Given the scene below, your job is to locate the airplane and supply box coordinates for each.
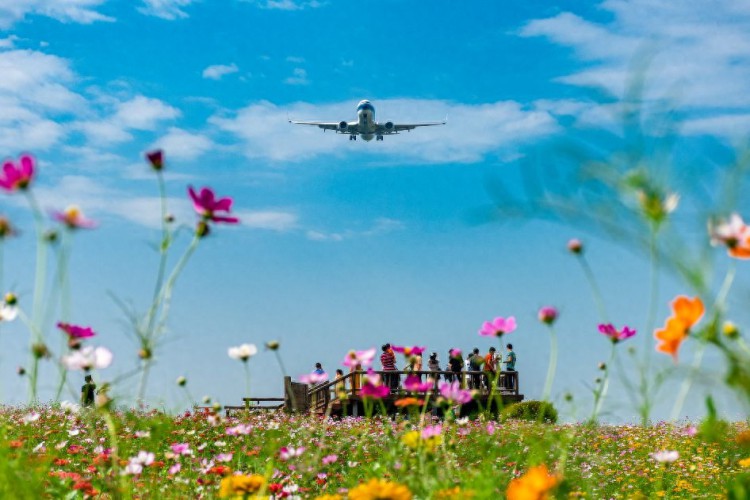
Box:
[289,99,446,141]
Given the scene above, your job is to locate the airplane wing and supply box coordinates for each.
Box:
[376,119,447,134]
[289,120,359,134]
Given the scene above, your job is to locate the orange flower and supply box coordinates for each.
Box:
[506,464,560,500]
[654,296,704,362]
[395,397,424,407]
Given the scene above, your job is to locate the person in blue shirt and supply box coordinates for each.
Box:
[504,344,517,391]
[314,362,325,375]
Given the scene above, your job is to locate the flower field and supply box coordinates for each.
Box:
[1,404,748,498]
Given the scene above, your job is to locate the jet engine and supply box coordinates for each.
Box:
[338,121,348,132]
[384,121,395,131]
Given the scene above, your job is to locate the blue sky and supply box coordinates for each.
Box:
[0,0,749,421]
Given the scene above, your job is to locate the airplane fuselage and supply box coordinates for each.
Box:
[356,100,376,141]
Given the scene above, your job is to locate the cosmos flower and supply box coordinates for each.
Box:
[225,424,252,436]
[403,374,434,393]
[57,322,96,339]
[394,397,424,407]
[598,323,636,344]
[51,206,97,229]
[145,149,164,171]
[651,450,679,463]
[708,213,750,259]
[228,344,257,362]
[361,370,390,399]
[506,464,560,500]
[279,446,305,461]
[300,371,328,384]
[538,306,558,325]
[479,316,517,337]
[61,346,113,371]
[219,474,266,498]
[343,348,376,368]
[0,154,35,192]
[188,186,240,224]
[171,443,192,455]
[438,381,473,405]
[654,296,704,362]
[392,345,426,356]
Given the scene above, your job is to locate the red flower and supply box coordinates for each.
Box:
[145,150,164,171]
[0,154,35,192]
[188,186,239,224]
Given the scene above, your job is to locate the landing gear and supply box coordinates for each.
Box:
[349,135,357,141]
[376,135,384,141]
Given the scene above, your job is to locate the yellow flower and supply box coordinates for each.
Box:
[315,495,343,500]
[399,430,442,452]
[348,478,413,500]
[219,474,265,498]
[739,457,750,467]
[433,486,475,499]
[506,464,560,500]
[400,431,421,449]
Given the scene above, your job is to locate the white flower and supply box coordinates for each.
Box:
[22,412,40,424]
[123,462,142,476]
[68,429,80,437]
[228,343,257,361]
[0,304,18,322]
[215,453,233,462]
[60,401,80,414]
[125,450,155,474]
[651,450,679,463]
[226,424,252,436]
[62,346,113,371]
[33,441,45,453]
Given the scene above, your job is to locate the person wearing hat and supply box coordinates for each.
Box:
[428,352,441,382]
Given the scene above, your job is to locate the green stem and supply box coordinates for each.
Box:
[590,343,616,423]
[578,256,609,323]
[541,325,558,402]
[24,190,46,403]
[53,231,72,401]
[144,172,170,339]
[243,361,251,398]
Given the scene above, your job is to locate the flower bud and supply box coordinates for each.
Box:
[563,392,573,402]
[0,217,16,238]
[196,221,210,238]
[44,230,59,243]
[138,348,152,360]
[32,343,50,359]
[165,213,175,224]
[723,321,739,339]
[265,340,280,351]
[567,239,583,254]
[145,150,164,171]
[176,376,187,387]
[538,306,558,325]
[202,395,211,404]
[4,292,17,306]
[17,366,25,376]
[594,377,602,384]
[598,362,606,371]
[212,402,221,412]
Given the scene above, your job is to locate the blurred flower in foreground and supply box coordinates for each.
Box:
[227,343,257,362]
[188,186,240,224]
[392,345,426,356]
[403,374,433,393]
[57,322,96,339]
[506,464,560,500]
[124,451,154,475]
[538,306,558,325]
[62,346,113,371]
[651,450,679,463]
[438,381,473,405]
[598,323,636,344]
[0,154,35,192]
[708,213,750,259]
[219,474,265,498]
[145,149,164,171]
[637,189,679,224]
[299,371,328,384]
[0,216,17,238]
[348,478,413,500]
[479,316,517,337]
[361,370,390,399]
[52,206,97,230]
[654,296,704,362]
[343,348,376,368]
[723,321,740,339]
[0,293,18,322]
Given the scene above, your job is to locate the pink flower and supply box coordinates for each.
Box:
[52,206,97,229]
[171,443,192,455]
[361,370,390,399]
[651,450,679,463]
[299,372,328,384]
[449,348,462,359]
[145,150,164,171]
[598,323,636,343]
[392,345,426,356]
[188,186,239,224]
[479,316,517,337]
[708,213,750,259]
[421,424,442,439]
[567,238,583,254]
[0,154,35,192]
[403,375,434,393]
[538,306,558,325]
[279,446,305,461]
[438,381,473,404]
[57,322,96,339]
[486,422,497,435]
[322,454,338,465]
[343,348,376,368]
[215,453,233,462]
[225,424,252,435]
[168,463,181,475]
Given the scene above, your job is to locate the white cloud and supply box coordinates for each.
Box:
[285,56,304,63]
[306,218,405,242]
[0,35,19,49]
[248,0,323,10]
[202,63,239,80]
[235,210,298,231]
[138,0,193,19]
[0,0,114,28]
[114,95,180,130]
[521,0,750,113]
[209,98,558,163]
[283,68,308,86]
[150,127,213,160]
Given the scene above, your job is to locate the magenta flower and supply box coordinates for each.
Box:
[52,206,97,230]
[188,186,239,224]
[421,424,442,439]
[322,454,338,465]
[392,345,426,356]
[478,316,517,337]
[279,446,305,461]
[438,381,473,404]
[171,443,192,456]
[361,370,390,399]
[538,306,558,325]
[299,371,328,384]
[0,154,35,192]
[403,375,434,393]
[343,348,376,368]
[598,323,636,343]
[57,322,96,339]
[449,348,462,359]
